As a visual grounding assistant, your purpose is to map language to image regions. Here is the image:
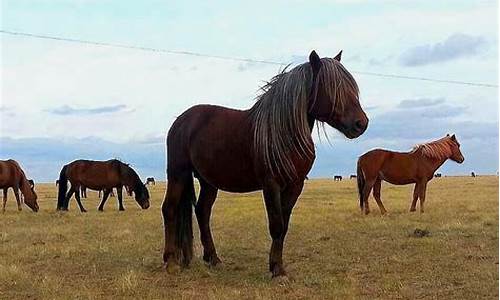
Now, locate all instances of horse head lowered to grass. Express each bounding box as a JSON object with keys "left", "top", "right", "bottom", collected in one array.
[{"left": 162, "top": 50, "right": 368, "bottom": 278}]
